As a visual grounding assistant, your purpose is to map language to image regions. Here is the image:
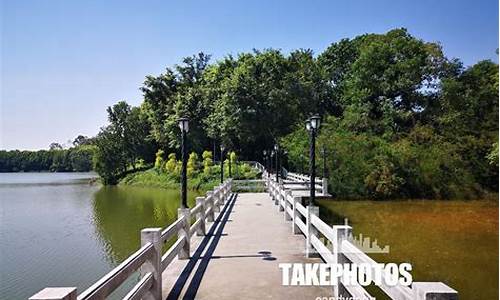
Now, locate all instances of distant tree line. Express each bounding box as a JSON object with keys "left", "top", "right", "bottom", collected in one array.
[
  {"left": 0, "top": 136, "right": 95, "bottom": 172},
  {"left": 86, "top": 28, "right": 498, "bottom": 198}
]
